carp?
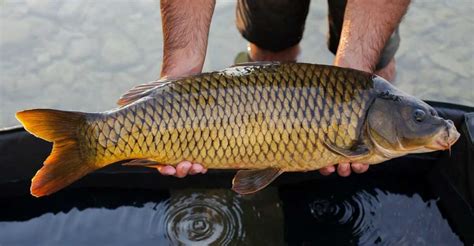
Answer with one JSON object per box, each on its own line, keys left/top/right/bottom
{"left": 16, "top": 62, "right": 460, "bottom": 197}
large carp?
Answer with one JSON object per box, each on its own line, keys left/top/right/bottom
{"left": 16, "top": 62, "right": 460, "bottom": 197}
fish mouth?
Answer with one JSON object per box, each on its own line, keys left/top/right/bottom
{"left": 427, "top": 121, "right": 460, "bottom": 151}
{"left": 431, "top": 139, "right": 449, "bottom": 150}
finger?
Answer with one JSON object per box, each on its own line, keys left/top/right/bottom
{"left": 351, "top": 163, "right": 369, "bottom": 174}
{"left": 319, "top": 166, "right": 336, "bottom": 176}
{"left": 157, "top": 165, "right": 176, "bottom": 176}
{"left": 337, "top": 163, "right": 351, "bottom": 177}
{"left": 188, "top": 163, "right": 204, "bottom": 175}
{"left": 175, "top": 161, "right": 192, "bottom": 178}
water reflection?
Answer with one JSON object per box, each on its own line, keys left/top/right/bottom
{"left": 153, "top": 191, "right": 244, "bottom": 245}
{"left": 308, "top": 190, "right": 381, "bottom": 245}
{"left": 0, "top": 188, "right": 284, "bottom": 245}
{"left": 281, "top": 175, "right": 462, "bottom": 245}
{"left": 309, "top": 190, "right": 379, "bottom": 244}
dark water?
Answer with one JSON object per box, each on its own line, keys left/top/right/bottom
{"left": 0, "top": 173, "right": 461, "bottom": 245}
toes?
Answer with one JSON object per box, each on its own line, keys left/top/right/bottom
{"left": 319, "top": 166, "right": 336, "bottom": 176}
{"left": 351, "top": 163, "right": 369, "bottom": 174}
{"left": 175, "top": 161, "right": 192, "bottom": 178}
{"left": 337, "top": 163, "right": 351, "bottom": 177}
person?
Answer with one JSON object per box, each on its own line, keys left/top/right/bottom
{"left": 156, "top": 0, "right": 411, "bottom": 178}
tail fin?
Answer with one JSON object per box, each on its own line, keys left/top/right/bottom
{"left": 16, "top": 109, "right": 99, "bottom": 197}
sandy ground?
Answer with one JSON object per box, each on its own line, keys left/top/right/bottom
{"left": 0, "top": 0, "right": 473, "bottom": 128}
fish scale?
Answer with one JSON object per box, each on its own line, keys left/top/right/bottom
{"left": 81, "top": 63, "right": 374, "bottom": 171}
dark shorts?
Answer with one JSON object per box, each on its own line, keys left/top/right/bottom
{"left": 236, "top": 0, "right": 400, "bottom": 70}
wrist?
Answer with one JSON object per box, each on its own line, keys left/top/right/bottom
{"left": 334, "top": 53, "right": 374, "bottom": 73}
{"left": 160, "top": 51, "right": 204, "bottom": 78}
{"left": 160, "top": 63, "right": 202, "bottom": 79}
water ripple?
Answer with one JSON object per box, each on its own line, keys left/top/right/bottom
{"left": 151, "top": 191, "right": 244, "bottom": 245}
{"left": 309, "top": 190, "right": 380, "bottom": 244}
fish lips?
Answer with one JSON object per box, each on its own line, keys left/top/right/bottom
{"left": 426, "top": 120, "right": 460, "bottom": 151}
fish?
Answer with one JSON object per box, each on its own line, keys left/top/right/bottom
{"left": 16, "top": 62, "right": 460, "bottom": 197}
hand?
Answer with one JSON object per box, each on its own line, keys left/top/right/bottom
{"left": 319, "top": 163, "right": 369, "bottom": 177}
{"left": 156, "top": 161, "right": 207, "bottom": 178}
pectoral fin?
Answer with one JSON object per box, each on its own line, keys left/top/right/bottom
{"left": 324, "top": 142, "right": 370, "bottom": 159}
{"left": 232, "top": 168, "right": 283, "bottom": 195}
{"left": 122, "top": 159, "right": 162, "bottom": 168}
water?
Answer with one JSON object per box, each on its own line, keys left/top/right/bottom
{"left": 0, "top": 172, "right": 461, "bottom": 245}
{"left": 280, "top": 175, "right": 461, "bottom": 245}
{"left": 0, "top": 0, "right": 470, "bottom": 244}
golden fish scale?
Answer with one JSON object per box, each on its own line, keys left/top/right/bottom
{"left": 81, "top": 63, "right": 374, "bottom": 171}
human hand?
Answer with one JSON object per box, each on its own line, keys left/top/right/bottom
{"left": 156, "top": 161, "right": 207, "bottom": 178}
{"left": 319, "top": 163, "right": 369, "bottom": 177}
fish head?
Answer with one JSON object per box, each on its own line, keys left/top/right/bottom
{"left": 366, "top": 79, "right": 460, "bottom": 158}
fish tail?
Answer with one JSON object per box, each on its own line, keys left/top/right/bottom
{"left": 16, "top": 109, "right": 99, "bottom": 197}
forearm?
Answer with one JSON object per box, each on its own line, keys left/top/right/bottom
{"left": 160, "top": 0, "right": 215, "bottom": 78}
{"left": 334, "top": 0, "right": 410, "bottom": 72}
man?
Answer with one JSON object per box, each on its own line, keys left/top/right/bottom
{"left": 156, "top": 0, "right": 410, "bottom": 177}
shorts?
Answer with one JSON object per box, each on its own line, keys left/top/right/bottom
{"left": 236, "top": 0, "right": 400, "bottom": 70}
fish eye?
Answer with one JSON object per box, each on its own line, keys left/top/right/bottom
{"left": 413, "top": 109, "right": 426, "bottom": 122}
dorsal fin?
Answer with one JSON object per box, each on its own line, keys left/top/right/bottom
{"left": 117, "top": 78, "right": 175, "bottom": 106}
{"left": 231, "top": 61, "right": 280, "bottom": 67}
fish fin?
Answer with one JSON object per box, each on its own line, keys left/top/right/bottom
{"left": 324, "top": 141, "right": 370, "bottom": 158}
{"left": 117, "top": 78, "right": 177, "bottom": 107}
{"left": 231, "top": 61, "right": 280, "bottom": 67}
{"left": 122, "top": 159, "right": 162, "bottom": 168}
{"left": 232, "top": 168, "right": 283, "bottom": 195}
{"left": 16, "top": 109, "right": 99, "bottom": 197}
